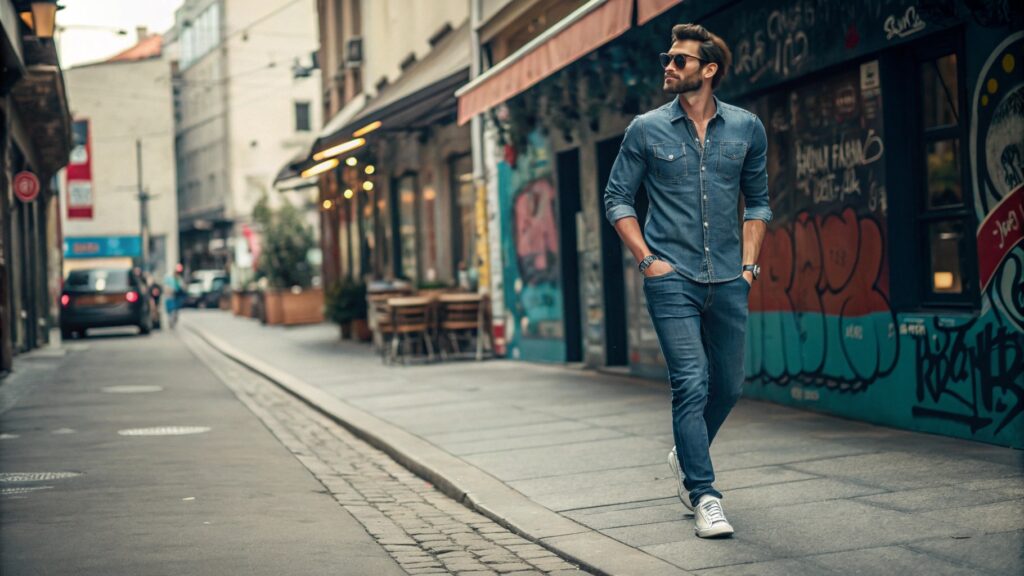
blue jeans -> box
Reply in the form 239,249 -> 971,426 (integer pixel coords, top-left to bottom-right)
643,272 -> 750,507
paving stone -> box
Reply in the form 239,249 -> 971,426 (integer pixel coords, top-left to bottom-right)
692,558 -> 832,576
806,546 -> 981,576
906,530 -> 1024,575
488,563 -> 534,573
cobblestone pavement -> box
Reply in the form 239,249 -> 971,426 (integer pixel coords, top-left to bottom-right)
183,330 -> 591,576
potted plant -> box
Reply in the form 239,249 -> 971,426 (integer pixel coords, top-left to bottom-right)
325,280 -> 369,339
253,196 -> 323,326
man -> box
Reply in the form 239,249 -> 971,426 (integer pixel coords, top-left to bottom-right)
603,23 -> 770,538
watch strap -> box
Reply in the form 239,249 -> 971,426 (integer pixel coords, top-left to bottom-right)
639,255 -> 659,273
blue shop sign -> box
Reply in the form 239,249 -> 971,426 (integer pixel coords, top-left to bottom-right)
64,236 -> 141,259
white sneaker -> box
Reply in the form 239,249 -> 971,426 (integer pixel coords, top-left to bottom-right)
694,495 -> 734,538
667,446 -> 693,512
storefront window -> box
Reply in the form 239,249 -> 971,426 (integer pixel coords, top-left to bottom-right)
419,186 -> 439,283
374,180 -> 391,277
917,50 -> 975,305
925,139 -> 962,208
397,174 -> 418,281
921,54 -> 958,129
928,220 -> 965,294
450,155 -> 476,288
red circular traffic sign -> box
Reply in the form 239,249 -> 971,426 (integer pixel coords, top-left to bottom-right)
14,171 -> 40,202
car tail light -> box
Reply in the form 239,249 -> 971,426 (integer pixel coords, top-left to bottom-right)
60,294 -> 70,307
125,291 -> 139,303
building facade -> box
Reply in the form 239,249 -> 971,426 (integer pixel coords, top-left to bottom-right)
312,0 -> 474,291
171,0 -> 321,276
0,1 -> 71,373
457,0 -> 1023,448
61,32 -> 179,281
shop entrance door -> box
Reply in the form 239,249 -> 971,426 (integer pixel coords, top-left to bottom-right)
556,148 -> 583,363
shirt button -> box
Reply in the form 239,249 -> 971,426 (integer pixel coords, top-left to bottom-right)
703,195 -> 708,200
705,247 -> 710,252
668,154 -> 674,160
703,222 -> 708,227
701,166 -> 705,171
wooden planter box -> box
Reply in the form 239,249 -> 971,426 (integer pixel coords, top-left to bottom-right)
263,288 -> 324,326
352,318 -> 372,342
232,292 -> 254,317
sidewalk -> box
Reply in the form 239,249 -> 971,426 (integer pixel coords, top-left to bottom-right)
182,310 -> 1023,576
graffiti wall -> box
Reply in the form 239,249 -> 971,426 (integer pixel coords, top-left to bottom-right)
499,131 -> 567,362
736,31 -> 1023,448
707,0 -> 961,98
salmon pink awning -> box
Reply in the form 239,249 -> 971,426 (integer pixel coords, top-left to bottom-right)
637,0 -> 683,25
456,0 -> 633,126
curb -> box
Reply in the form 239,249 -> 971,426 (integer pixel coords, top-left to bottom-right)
187,322 -> 691,576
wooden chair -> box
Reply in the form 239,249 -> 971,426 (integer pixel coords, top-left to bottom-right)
387,296 -> 435,365
437,293 -> 488,360
368,294 -> 396,363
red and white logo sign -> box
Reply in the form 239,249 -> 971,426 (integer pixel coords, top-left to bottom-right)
13,171 -> 40,202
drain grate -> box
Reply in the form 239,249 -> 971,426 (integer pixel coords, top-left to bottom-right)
117,426 -> 211,436
102,385 -> 164,394
0,472 -> 82,482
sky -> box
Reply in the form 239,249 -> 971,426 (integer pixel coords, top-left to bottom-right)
56,0 -> 184,69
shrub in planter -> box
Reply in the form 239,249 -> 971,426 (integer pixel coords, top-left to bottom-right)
252,196 -> 322,325
325,280 -> 367,339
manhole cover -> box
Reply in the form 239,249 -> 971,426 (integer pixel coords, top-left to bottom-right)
0,472 -> 82,482
1,486 -> 54,496
102,385 -> 164,394
118,426 -> 211,436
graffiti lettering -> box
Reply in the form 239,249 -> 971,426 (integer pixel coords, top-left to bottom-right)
748,208 -> 897,392
883,6 -> 927,40
992,207 -> 1022,250
734,6 -> 812,83
912,318 -> 1024,434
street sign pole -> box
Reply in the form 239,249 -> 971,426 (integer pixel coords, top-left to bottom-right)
137,139 -> 150,273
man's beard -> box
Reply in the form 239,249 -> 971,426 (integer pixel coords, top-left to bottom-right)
664,74 -> 703,94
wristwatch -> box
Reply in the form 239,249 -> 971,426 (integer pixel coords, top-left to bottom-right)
639,255 -> 660,273
742,264 -> 760,280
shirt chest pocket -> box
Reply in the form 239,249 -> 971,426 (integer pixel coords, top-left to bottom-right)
651,143 -> 686,183
716,141 -> 747,181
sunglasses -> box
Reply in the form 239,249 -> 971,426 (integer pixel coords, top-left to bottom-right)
659,52 -> 706,69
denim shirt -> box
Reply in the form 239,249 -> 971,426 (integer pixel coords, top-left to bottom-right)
604,96 -> 772,284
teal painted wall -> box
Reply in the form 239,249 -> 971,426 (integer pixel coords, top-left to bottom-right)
499,132 -> 567,363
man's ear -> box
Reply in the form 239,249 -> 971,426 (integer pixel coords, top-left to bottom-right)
703,62 -> 718,81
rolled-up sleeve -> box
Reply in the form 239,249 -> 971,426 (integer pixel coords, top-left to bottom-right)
604,116 -> 646,224
741,115 -> 772,223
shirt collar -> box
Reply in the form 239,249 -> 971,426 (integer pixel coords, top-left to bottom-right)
669,95 -> 723,123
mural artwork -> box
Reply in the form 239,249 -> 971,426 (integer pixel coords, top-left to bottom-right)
746,61 -> 895,392
500,131 -> 565,358
739,36 -> 1024,446
908,31 -> 1024,443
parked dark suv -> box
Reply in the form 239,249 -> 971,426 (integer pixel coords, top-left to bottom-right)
60,268 -> 153,339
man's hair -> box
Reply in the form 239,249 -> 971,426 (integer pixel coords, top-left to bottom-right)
671,24 -> 732,90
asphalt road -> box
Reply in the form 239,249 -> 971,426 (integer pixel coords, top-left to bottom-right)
0,327 -> 405,576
